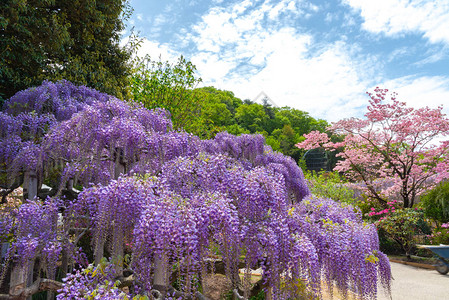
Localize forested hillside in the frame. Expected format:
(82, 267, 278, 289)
(130, 56, 330, 164)
(193, 86, 329, 162)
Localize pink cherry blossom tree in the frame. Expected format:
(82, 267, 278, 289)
(296, 87, 449, 208)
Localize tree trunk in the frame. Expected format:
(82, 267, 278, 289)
(9, 278, 62, 300)
(9, 259, 33, 300)
(114, 149, 126, 179)
(94, 238, 105, 266)
(60, 249, 69, 281)
(23, 171, 38, 201)
(112, 224, 124, 275)
(153, 254, 168, 297)
(264, 286, 273, 300)
(66, 179, 74, 191)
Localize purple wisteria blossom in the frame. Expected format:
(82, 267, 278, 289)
(1, 82, 391, 299)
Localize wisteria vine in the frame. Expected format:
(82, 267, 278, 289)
(0, 81, 391, 300)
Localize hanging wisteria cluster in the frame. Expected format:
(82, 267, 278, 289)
(3, 80, 113, 121)
(0, 198, 70, 292)
(0, 80, 114, 200)
(0, 81, 391, 299)
(289, 198, 391, 298)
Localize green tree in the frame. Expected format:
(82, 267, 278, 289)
(189, 87, 236, 138)
(235, 103, 268, 133)
(187, 89, 331, 164)
(278, 124, 302, 160)
(275, 107, 328, 135)
(223, 124, 250, 136)
(305, 171, 356, 205)
(420, 181, 449, 224)
(197, 86, 243, 116)
(130, 55, 202, 131)
(0, 0, 132, 103)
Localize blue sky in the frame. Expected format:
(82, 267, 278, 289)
(123, 0, 449, 122)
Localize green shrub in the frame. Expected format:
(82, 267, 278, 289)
(377, 231, 403, 255)
(419, 181, 449, 224)
(429, 223, 449, 245)
(304, 171, 356, 206)
(375, 208, 431, 258)
(357, 194, 386, 217)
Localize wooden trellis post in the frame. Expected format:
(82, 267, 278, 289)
(9, 259, 33, 300)
(95, 148, 127, 269)
(11, 170, 38, 299)
(23, 171, 38, 201)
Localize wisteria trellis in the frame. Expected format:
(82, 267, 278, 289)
(0, 81, 391, 299)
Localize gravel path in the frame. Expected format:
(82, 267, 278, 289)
(377, 262, 449, 300)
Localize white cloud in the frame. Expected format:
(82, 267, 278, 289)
(212, 40, 377, 122)
(307, 3, 320, 12)
(324, 12, 335, 23)
(286, 1, 296, 11)
(125, 0, 449, 125)
(343, 0, 449, 45)
(123, 37, 182, 63)
(414, 47, 449, 66)
(342, 13, 356, 27)
(268, 2, 286, 20)
(189, 53, 235, 86)
(232, 0, 252, 15)
(379, 76, 449, 116)
(187, 0, 310, 65)
(267, 0, 300, 20)
(184, 1, 379, 121)
(386, 47, 412, 63)
(153, 14, 169, 27)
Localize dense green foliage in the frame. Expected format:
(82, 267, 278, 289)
(374, 208, 431, 257)
(429, 225, 449, 245)
(130, 55, 202, 131)
(419, 181, 449, 224)
(192, 87, 329, 162)
(305, 171, 356, 206)
(0, 0, 133, 103)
